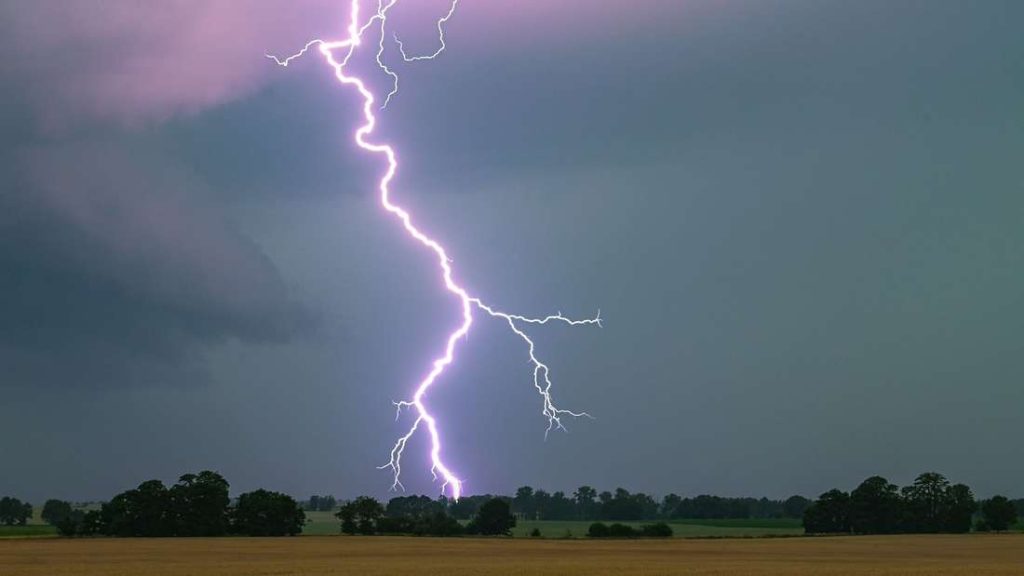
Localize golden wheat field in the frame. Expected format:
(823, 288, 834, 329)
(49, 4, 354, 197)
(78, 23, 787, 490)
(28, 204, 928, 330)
(2, 534, 1022, 576)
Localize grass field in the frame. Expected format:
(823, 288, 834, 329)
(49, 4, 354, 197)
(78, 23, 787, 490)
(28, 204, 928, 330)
(0, 525, 57, 538)
(1, 534, 1022, 575)
(300, 512, 803, 538)
(510, 519, 802, 538)
(303, 511, 343, 535)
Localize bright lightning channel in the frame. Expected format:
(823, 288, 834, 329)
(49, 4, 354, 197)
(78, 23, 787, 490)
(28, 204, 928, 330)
(267, 0, 600, 501)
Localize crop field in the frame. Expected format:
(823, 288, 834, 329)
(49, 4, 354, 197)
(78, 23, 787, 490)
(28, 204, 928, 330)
(2, 534, 1022, 576)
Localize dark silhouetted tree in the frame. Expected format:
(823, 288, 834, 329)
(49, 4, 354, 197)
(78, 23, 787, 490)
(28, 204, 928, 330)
(782, 495, 811, 519)
(447, 494, 490, 520)
(386, 495, 443, 519)
(803, 489, 851, 534)
(850, 476, 901, 534)
(943, 483, 976, 534)
(306, 495, 337, 512)
(335, 496, 383, 535)
(513, 486, 536, 520)
(0, 497, 31, 526)
(980, 496, 1018, 532)
(660, 493, 681, 519)
(467, 497, 515, 536)
(574, 486, 598, 520)
(100, 480, 172, 537)
(41, 499, 73, 526)
(232, 489, 305, 536)
(170, 471, 230, 536)
(336, 503, 357, 534)
(901, 472, 952, 533)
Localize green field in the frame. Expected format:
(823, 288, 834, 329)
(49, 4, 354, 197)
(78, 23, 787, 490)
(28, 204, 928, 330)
(510, 519, 803, 538)
(0, 525, 57, 538)
(302, 511, 343, 535)
(300, 511, 803, 538)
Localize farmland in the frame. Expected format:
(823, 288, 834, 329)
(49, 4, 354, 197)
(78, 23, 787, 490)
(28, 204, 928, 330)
(2, 534, 1022, 575)
(299, 511, 804, 538)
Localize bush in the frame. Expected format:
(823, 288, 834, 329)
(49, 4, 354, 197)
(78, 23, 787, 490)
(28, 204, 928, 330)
(607, 523, 637, 537)
(587, 522, 610, 537)
(529, 527, 542, 538)
(641, 522, 674, 538)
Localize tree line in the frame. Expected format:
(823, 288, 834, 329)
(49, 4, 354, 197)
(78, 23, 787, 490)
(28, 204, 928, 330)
(506, 485, 811, 521)
(803, 472, 1019, 534)
(331, 494, 673, 538)
(335, 495, 516, 536)
(5, 471, 1019, 538)
(32, 470, 306, 537)
(303, 495, 337, 512)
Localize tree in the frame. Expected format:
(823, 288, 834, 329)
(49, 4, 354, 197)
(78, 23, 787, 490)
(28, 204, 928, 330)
(467, 497, 515, 536)
(335, 496, 384, 535)
(318, 495, 337, 512)
(0, 497, 32, 526)
(901, 472, 950, 533)
(56, 511, 84, 537)
(232, 489, 305, 536)
(306, 495, 338, 512)
(100, 480, 172, 537)
(670, 495, 753, 519)
(660, 493, 681, 519)
(601, 488, 645, 521)
(448, 495, 489, 520)
(803, 489, 850, 534)
(980, 496, 1018, 532)
(41, 499, 73, 526)
(533, 489, 551, 519)
(782, 495, 811, 519)
(513, 486, 536, 520)
(547, 491, 576, 521)
(336, 503, 357, 534)
(943, 483, 976, 534)
(573, 486, 598, 520)
(850, 476, 901, 534)
(386, 495, 443, 519)
(170, 471, 230, 536)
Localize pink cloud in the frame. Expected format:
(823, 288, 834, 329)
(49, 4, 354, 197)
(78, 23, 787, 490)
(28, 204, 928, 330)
(0, 1, 703, 130)
(1, 0, 339, 129)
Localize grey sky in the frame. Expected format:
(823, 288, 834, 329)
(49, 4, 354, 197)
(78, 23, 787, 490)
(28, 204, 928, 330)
(1, 0, 1022, 504)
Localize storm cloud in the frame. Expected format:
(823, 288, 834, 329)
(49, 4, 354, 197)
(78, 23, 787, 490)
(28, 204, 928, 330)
(1, 1, 1022, 505)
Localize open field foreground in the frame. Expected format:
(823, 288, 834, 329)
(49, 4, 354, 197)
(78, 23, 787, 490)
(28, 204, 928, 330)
(2, 534, 1023, 576)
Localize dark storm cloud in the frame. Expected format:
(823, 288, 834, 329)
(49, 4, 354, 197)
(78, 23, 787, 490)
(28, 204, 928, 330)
(0, 2, 343, 388)
(0, 139, 309, 387)
(1, 0, 1023, 505)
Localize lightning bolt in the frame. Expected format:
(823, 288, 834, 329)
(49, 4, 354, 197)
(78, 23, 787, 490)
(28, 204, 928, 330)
(268, 0, 599, 501)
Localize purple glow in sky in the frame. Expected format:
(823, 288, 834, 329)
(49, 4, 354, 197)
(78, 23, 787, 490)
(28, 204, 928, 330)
(268, 0, 600, 499)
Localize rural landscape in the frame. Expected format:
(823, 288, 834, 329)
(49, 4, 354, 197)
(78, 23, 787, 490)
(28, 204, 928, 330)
(3, 470, 1024, 574)
(3, 0, 1022, 574)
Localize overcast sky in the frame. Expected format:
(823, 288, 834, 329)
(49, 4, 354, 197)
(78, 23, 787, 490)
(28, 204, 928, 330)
(1, 0, 1022, 504)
